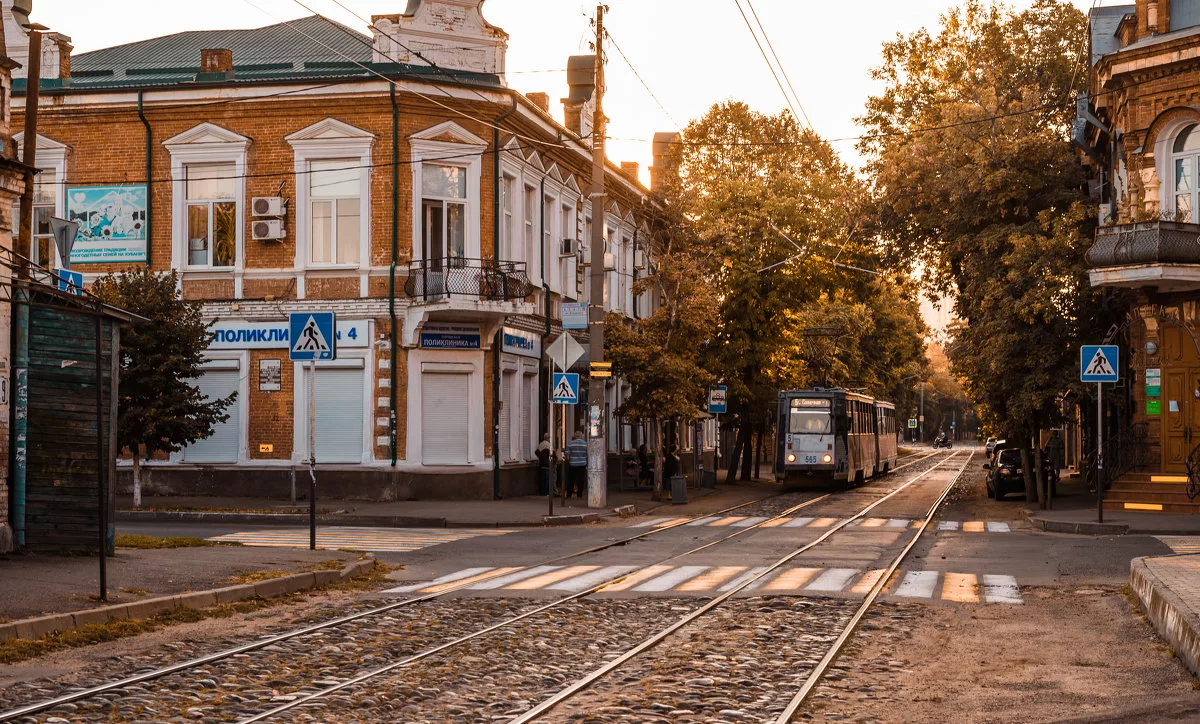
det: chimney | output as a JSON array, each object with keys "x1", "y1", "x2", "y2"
[
  {"x1": 527, "y1": 92, "x2": 550, "y2": 114},
  {"x1": 620, "y1": 162, "x2": 639, "y2": 181},
  {"x1": 649, "y1": 132, "x2": 679, "y2": 193},
  {"x1": 51, "y1": 33, "x2": 69, "y2": 78},
  {"x1": 201, "y1": 48, "x2": 233, "y2": 74},
  {"x1": 561, "y1": 55, "x2": 596, "y2": 137}
]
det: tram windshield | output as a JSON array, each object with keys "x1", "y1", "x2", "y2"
[{"x1": 789, "y1": 408, "x2": 831, "y2": 434}]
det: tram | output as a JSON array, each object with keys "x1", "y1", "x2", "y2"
[{"x1": 774, "y1": 388, "x2": 899, "y2": 488}]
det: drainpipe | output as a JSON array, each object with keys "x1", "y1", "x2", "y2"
[
  {"x1": 389, "y1": 85, "x2": 399, "y2": 466},
  {"x1": 137, "y1": 91, "x2": 152, "y2": 268},
  {"x1": 539, "y1": 176, "x2": 549, "y2": 446},
  {"x1": 492, "y1": 94, "x2": 519, "y2": 500}
]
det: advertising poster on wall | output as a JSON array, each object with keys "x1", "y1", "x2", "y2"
[{"x1": 66, "y1": 185, "x2": 148, "y2": 263}]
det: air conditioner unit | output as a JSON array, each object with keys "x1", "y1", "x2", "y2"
[
  {"x1": 634, "y1": 250, "x2": 647, "y2": 270},
  {"x1": 252, "y1": 219, "x2": 286, "y2": 241},
  {"x1": 603, "y1": 252, "x2": 616, "y2": 271},
  {"x1": 252, "y1": 196, "x2": 285, "y2": 217},
  {"x1": 560, "y1": 238, "x2": 578, "y2": 257}
]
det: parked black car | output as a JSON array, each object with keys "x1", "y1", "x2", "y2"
[{"x1": 984, "y1": 446, "x2": 1056, "y2": 500}]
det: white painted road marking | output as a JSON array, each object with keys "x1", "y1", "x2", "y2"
[
  {"x1": 546, "y1": 565, "x2": 639, "y2": 592},
  {"x1": 985, "y1": 522, "x2": 1011, "y2": 533},
  {"x1": 982, "y1": 574, "x2": 1022, "y2": 604},
  {"x1": 938, "y1": 521, "x2": 960, "y2": 531},
  {"x1": 632, "y1": 517, "x2": 672, "y2": 528},
  {"x1": 895, "y1": 570, "x2": 940, "y2": 598},
  {"x1": 207, "y1": 527, "x2": 513, "y2": 552},
  {"x1": 632, "y1": 565, "x2": 710, "y2": 592},
  {"x1": 807, "y1": 568, "x2": 859, "y2": 592},
  {"x1": 384, "y1": 567, "x2": 496, "y2": 593},
  {"x1": 470, "y1": 565, "x2": 560, "y2": 590},
  {"x1": 731, "y1": 516, "x2": 769, "y2": 527}
]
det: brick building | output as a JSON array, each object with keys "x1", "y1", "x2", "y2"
[
  {"x1": 1081, "y1": 0, "x2": 1200, "y2": 512},
  {"x1": 5, "y1": 0, "x2": 662, "y2": 500}
]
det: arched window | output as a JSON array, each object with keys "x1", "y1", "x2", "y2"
[{"x1": 1173, "y1": 123, "x2": 1200, "y2": 221}]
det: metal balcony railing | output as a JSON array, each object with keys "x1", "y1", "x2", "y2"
[
  {"x1": 404, "y1": 257, "x2": 533, "y2": 302},
  {"x1": 1086, "y1": 221, "x2": 1200, "y2": 268}
]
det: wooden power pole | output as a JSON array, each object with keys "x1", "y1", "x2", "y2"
[{"x1": 586, "y1": 3, "x2": 608, "y2": 509}]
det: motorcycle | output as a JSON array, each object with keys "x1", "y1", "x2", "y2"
[{"x1": 932, "y1": 436, "x2": 953, "y2": 449}]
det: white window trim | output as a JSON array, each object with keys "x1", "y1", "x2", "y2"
[
  {"x1": 410, "y1": 121, "x2": 486, "y2": 265},
  {"x1": 287, "y1": 118, "x2": 376, "y2": 298},
  {"x1": 164, "y1": 123, "x2": 249, "y2": 297},
  {"x1": 292, "y1": 352, "x2": 372, "y2": 465},
  {"x1": 543, "y1": 187, "x2": 561, "y2": 293},
  {"x1": 14, "y1": 132, "x2": 68, "y2": 267},
  {"x1": 406, "y1": 349, "x2": 487, "y2": 470},
  {"x1": 499, "y1": 170, "x2": 517, "y2": 262}
]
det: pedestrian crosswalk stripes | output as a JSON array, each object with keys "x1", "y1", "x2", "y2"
[
  {"x1": 384, "y1": 564, "x2": 1024, "y2": 604},
  {"x1": 631, "y1": 516, "x2": 1014, "y2": 532},
  {"x1": 1156, "y1": 536, "x2": 1200, "y2": 554},
  {"x1": 206, "y1": 526, "x2": 515, "y2": 553}
]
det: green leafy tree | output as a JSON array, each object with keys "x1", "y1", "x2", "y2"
[
  {"x1": 93, "y1": 269, "x2": 235, "y2": 505},
  {"x1": 859, "y1": 0, "x2": 1124, "y2": 467},
  {"x1": 661, "y1": 101, "x2": 928, "y2": 479}
]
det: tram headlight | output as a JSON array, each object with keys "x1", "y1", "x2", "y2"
[
  {"x1": 822, "y1": 454, "x2": 833, "y2": 463},
  {"x1": 787, "y1": 453, "x2": 797, "y2": 463}
]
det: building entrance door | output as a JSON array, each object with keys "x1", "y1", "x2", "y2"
[{"x1": 1161, "y1": 326, "x2": 1200, "y2": 473}]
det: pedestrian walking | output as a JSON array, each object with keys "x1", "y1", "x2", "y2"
[
  {"x1": 566, "y1": 431, "x2": 588, "y2": 500},
  {"x1": 536, "y1": 433, "x2": 554, "y2": 496}
]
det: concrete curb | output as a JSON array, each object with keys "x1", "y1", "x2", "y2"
[
  {"x1": 543, "y1": 511, "x2": 606, "y2": 526},
  {"x1": 0, "y1": 557, "x2": 377, "y2": 643},
  {"x1": 1024, "y1": 510, "x2": 1128, "y2": 535},
  {"x1": 117, "y1": 510, "x2": 448, "y2": 528},
  {"x1": 1131, "y1": 556, "x2": 1200, "y2": 678}
]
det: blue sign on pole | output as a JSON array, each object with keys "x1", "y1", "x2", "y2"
[
  {"x1": 708, "y1": 385, "x2": 728, "y2": 414},
  {"x1": 1080, "y1": 345, "x2": 1119, "y2": 383},
  {"x1": 552, "y1": 372, "x2": 580, "y2": 404},
  {"x1": 289, "y1": 312, "x2": 337, "y2": 361},
  {"x1": 55, "y1": 269, "x2": 83, "y2": 296}
]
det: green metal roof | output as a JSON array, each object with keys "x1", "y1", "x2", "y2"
[{"x1": 15, "y1": 15, "x2": 502, "y2": 93}]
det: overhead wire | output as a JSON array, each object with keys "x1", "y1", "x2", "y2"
[
  {"x1": 731, "y1": 0, "x2": 805, "y2": 130},
  {"x1": 604, "y1": 27, "x2": 682, "y2": 131},
  {"x1": 742, "y1": 0, "x2": 813, "y2": 131}
]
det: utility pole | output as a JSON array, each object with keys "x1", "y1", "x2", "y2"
[
  {"x1": 918, "y1": 382, "x2": 924, "y2": 444},
  {"x1": 586, "y1": 3, "x2": 607, "y2": 509}
]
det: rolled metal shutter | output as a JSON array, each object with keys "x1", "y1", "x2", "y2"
[
  {"x1": 314, "y1": 366, "x2": 364, "y2": 464},
  {"x1": 422, "y1": 371, "x2": 470, "y2": 464},
  {"x1": 521, "y1": 372, "x2": 534, "y2": 460},
  {"x1": 183, "y1": 365, "x2": 240, "y2": 463}
]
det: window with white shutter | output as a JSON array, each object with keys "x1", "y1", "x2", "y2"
[
  {"x1": 313, "y1": 365, "x2": 364, "y2": 463},
  {"x1": 183, "y1": 363, "x2": 240, "y2": 463},
  {"x1": 422, "y1": 370, "x2": 470, "y2": 464}
]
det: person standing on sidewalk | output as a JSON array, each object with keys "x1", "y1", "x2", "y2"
[
  {"x1": 536, "y1": 433, "x2": 554, "y2": 496},
  {"x1": 566, "y1": 430, "x2": 588, "y2": 500}
]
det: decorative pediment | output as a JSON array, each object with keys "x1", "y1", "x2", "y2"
[
  {"x1": 164, "y1": 122, "x2": 249, "y2": 149},
  {"x1": 286, "y1": 117, "x2": 375, "y2": 143},
  {"x1": 409, "y1": 120, "x2": 487, "y2": 148},
  {"x1": 13, "y1": 132, "x2": 68, "y2": 152},
  {"x1": 622, "y1": 211, "x2": 635, "y2": 225},
  {"x1": 545, "y1": 163, "x2": 563, "y2": 184},
  {"x1": 524, "y1": 150, "x2": 545, "y2": 173},
  {"x1": 563, "y1": 174, "x2": 581, "y2": 194}
]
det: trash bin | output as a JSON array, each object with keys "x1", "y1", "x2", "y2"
[
  {"x1": 671, "y1": 475, "x2": 688, "y2": 504},
  {"x1": 701, "y1": 470, "x2": 717, "y2": 489}
]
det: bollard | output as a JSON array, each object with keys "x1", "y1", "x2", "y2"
[{"x1": 671, "y1": 475, "x2": 688, "y2": 504}]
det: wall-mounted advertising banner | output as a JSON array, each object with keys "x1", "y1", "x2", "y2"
[
  {"x1": 502, "y1": 327, "x2": 541, "y2": 358},
  {"x1": 66, "y1": 185, "x2": 148, "y2": 264},
  {"x1": 420, "y1": 323, "x2": 482, "y2": 350}
]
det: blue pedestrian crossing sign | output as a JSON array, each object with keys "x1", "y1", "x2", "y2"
[
  {"x1": 552, "y1": 372, "x2": 580, "y2": 404},
  {"x1": 289, "y1": 312, "x2": 336, "y2": 361},
  {"x1": 55, "y1": 269, "x2": 82, "y2": 296},
  {"x1": 1080, "y1": 345, "x2": 1119, "y2": 382}
]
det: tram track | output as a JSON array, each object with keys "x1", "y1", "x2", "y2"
[
  {"x1": 0, "y1": 449, "x2": 953, "y2": 723},
  {"x1": 230, "y1": 450, "x2": 956, "y2": 722}
]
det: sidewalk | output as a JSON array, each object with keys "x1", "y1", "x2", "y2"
[
  {"x1": 1132, "y1": 554, "x2": 1200, "y2": 680},
  {"x1": 0, "y1": 544, "x2": 361, "y2": 622},
  {"x1": 116, "y1": 475, "x2": 779, "y2": 529},
  {"x1": 1024, "y1": 476, "x2": 1200, "y2": 535}
]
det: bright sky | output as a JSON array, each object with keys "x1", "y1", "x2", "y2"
[{"x1": 35, "y1": 0, "x2": 1099, "y2": 179}]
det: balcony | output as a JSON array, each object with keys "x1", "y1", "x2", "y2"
[
  {"x1": 1087, "y1": 221, "x2": 1200, "y2": 291},
  {"x1": 405, "y1": 258, "x2": 533, "y2": 301},
  {"x1": 400, "y1": 258, "x2": 535, "y2": 347}
]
